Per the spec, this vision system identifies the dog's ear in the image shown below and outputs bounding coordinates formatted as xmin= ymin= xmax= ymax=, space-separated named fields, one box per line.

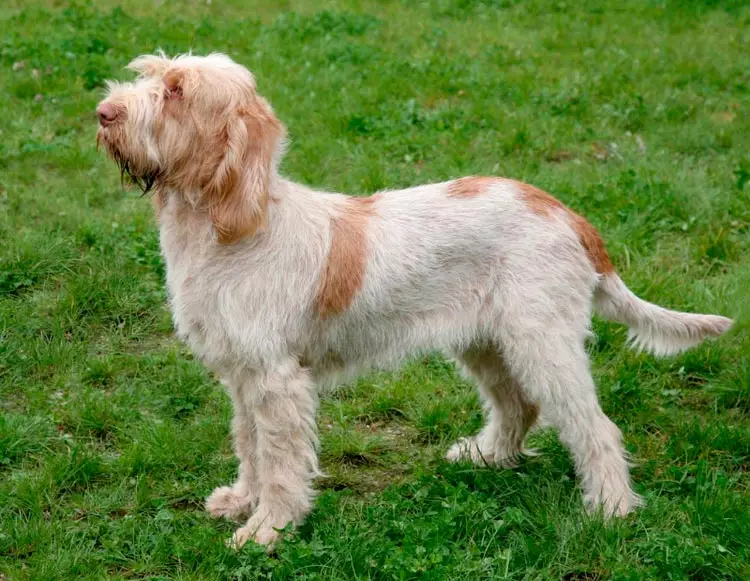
xmin=206 ymin=96 xmax=284 ymax=244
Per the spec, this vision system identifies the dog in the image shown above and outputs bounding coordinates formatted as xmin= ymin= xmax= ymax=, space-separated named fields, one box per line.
xmin=96 ymin=53 xmax=733 ymax=549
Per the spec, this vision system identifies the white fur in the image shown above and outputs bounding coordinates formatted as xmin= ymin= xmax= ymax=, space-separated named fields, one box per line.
xmin=97 ymin=53 xmax=733 ymax=549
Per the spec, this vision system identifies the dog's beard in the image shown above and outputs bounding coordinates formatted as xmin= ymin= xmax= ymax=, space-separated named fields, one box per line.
xmin=115 ymin=153 xmax=158 ymax=194
xmin=98 ymin=131 xmax=159 ymax=195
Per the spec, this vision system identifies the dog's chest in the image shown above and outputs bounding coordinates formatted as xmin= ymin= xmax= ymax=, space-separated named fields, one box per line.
xmin=157 ymin=213 xmax=314 ymax=371
xmin=165 ymin=251 xmax=222 ymax=356
xmin=157 ymin=212 xmax=236 ymax=366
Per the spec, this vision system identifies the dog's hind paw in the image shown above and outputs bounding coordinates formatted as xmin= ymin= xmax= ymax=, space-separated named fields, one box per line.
xmin=206 ymin=485 xmax=256 ymax=520
xmin=446 ymin=436 xmax=535 ymax=468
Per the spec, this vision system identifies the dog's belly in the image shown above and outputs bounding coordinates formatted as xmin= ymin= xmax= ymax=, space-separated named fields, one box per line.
xmin=304 ymin=304 xmax=487 ymax=385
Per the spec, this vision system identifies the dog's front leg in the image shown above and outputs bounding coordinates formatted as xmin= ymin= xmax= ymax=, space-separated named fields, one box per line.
xmin=206 ymin=378 xmax=259 ymax=520
xmin=230 ymin=365 xmax=319 ymax=549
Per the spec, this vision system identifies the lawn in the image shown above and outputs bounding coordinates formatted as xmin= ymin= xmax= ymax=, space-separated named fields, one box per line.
xmin=1 ymin=0 xmax=749 ymax=579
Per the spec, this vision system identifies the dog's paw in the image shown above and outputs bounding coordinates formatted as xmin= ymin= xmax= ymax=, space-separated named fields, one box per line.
xmin=446 ymin=437 xmax=533 ymax=468
xmin=584 ymin=486 xmax=644 ymax=518
xmin=227 ymin=507 xmax=289 ymax=552
xmin=446 ymin=436 xmax=498 ymax=465
xmin=446 ymin=437 xmax=478 ymax=463
xmin=206 ymin=485 xmax=255 ymax=520
xmin=228 ymin=524 xmax=280 ymax=552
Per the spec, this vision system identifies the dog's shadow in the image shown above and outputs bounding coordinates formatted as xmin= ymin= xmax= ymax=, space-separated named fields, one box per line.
xmin=297 ymin=435 xmax=586 ymax=542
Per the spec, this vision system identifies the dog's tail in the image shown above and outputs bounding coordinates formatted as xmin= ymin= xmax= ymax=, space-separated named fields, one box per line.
xmin=593 ymin=273 xmax=733 ymax=357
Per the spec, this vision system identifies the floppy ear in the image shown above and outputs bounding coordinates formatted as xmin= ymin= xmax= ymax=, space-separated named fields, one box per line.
xmin=206 ymin=96 xmax=284 ymax=244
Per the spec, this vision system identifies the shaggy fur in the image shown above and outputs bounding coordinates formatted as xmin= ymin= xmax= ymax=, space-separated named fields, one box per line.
xmin=97 ymin=53 xmax=733 ymax=549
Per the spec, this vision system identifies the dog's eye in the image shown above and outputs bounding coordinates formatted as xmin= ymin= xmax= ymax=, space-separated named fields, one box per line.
xmin=164 ymin=86 xmax=183 ymax=100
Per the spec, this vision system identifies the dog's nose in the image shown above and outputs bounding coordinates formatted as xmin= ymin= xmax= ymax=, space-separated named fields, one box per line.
xmin=97 ymin=103 xmax=118 ymax=127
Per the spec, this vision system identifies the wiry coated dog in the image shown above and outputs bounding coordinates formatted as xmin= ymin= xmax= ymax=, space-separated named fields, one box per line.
xmin=97 ymin=53 xmax=733 ymax=549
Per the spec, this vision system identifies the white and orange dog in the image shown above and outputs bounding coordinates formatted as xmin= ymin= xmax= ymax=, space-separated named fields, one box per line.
xmin=97 ymin=53 xmax=732 ymax=548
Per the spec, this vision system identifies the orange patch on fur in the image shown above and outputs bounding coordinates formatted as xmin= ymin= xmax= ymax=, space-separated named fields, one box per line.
xmin=517 ymin=182 xmax=565 ymax=216
xmin=315 ymin=196 xmax=378 ymax=318
xmin=208 ymin=98 xmax=283 ymax=244
xmin=568 ymin=212 xmax=614 ymax=274
xmin=519 ymin=181 xmax=614 ymax=275
xmin=446 ymin=176 xmax=498 ymax=198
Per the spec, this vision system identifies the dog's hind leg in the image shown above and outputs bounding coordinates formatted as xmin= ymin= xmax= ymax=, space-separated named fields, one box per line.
xmin=206 ymin=378 xmax=259 ymax=520
xmin=496 ymin=322 xmax=642 ymax=516
xmin=446 ymin=345 xmax=539 ymax=467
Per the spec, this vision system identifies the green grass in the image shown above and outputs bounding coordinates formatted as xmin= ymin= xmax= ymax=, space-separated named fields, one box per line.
xmin=1 ymin=0 xmax=749 ymax=578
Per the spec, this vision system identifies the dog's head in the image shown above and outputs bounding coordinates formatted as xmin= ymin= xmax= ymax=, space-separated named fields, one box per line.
xmin=96 ymin=53 xmax=285 ymax=243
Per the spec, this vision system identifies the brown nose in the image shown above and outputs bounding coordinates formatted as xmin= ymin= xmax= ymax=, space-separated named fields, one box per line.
xmin=97 ymin=103 xmax=118 ymax=127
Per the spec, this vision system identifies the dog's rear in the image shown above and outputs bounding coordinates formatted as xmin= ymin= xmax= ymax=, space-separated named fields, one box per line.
xmin=490 ymin=177 xmax=733 ymax=357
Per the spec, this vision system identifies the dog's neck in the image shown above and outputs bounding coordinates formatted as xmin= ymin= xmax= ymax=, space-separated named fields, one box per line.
xmin=156 ymin=188 xmax=214 ymax=275
xmin=154 ymin=175 xmax=328 ymax=255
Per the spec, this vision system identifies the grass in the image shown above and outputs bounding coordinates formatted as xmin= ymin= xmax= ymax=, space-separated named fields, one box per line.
xmin=1 ymin=0 xmax=749 ymax=578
